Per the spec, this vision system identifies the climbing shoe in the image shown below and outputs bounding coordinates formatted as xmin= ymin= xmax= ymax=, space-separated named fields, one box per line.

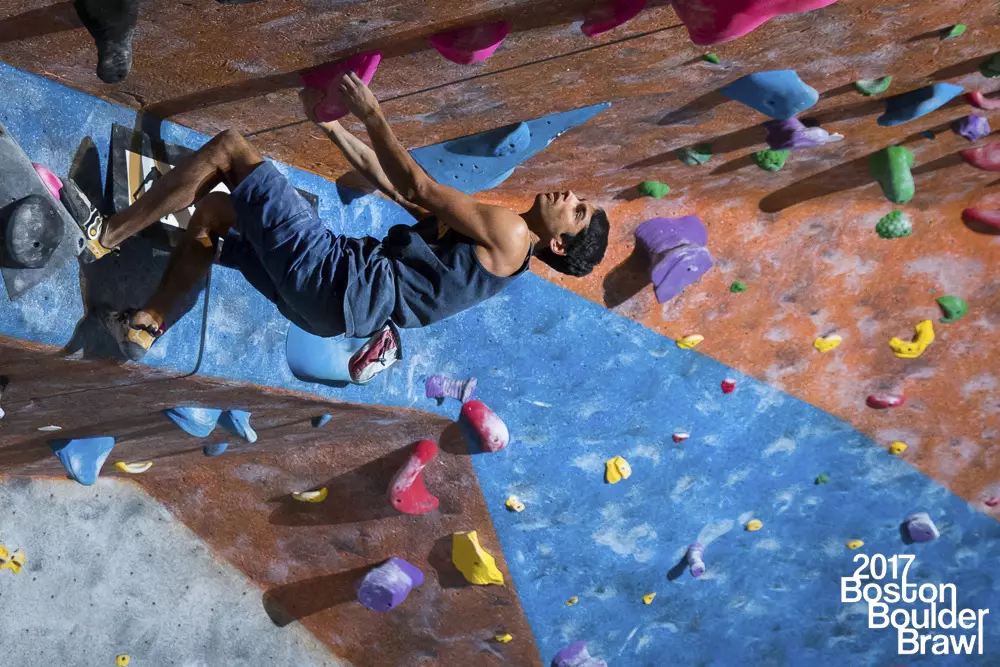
xmin=98 ymin=309 xmax=162 ymax=362
xmin=60 ymin=179 xmax=116 ymax=262
xmin=349 ymin=321 xmax=402 ymax=384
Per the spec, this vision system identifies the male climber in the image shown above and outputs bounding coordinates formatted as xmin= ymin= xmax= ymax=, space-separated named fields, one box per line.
xmin=62 ymin=73 xmax=610 ymax=382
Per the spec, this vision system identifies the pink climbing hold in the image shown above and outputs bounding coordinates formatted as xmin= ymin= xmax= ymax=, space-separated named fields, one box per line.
xmin=721 ymin=378 xmax=736 ymax=394
xmin=866 ymin=393 xmax=905 ymax=409
xmin=388 ymin=440 xmax=439 ymax=515
xmin=967 ymin=91 xmax=1000 ymax=110
xmin=429 ymin=21 xmax=510 ymax=64
xmin=984 ymin=497 xmax=1000 ymax=508
xmin=960 ymin=142 xmax=1000 ymax=171
xmin=581 ymin=0 xmax=648 ymax=38
xmin=32 ymin=163 xmax=62 ymax=199
xmin=672 ymin=0 xmax=840 ymax=45
xmin=961 ymin=208 xmax=1000 ymax=234
xmin=461 ymin=400 xmax=510 ymax=453
xmin=300 ymin=52 xmax=381 ymax=122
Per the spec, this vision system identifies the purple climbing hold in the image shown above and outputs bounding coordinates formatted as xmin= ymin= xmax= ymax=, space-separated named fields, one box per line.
xmin=634 ymin=216 xmax=714 ymax=304
xmin=425 ymin=375 xmax=477 ymax=403
xmin=952 ymin=114 xmax=991 ymax=142
xmin=764 ymin=118 xmax=843 ymax=150
xmin=355 ymin=557 xmax=424 ymax=612
xmin=687 ymin=542 xmax=706 ymax=577
xmin=905 ymin=512 xmax=940 ymax=542
xmin=552 ymin=641 xmax=609 ymax=667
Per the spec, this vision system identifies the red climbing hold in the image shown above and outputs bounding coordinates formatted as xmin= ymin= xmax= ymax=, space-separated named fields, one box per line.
xmin=581 ymin=0 xmax=648 ymax=37
xmin=961 ymin=209 xmax=1000 ymax=235
xmin=388 ymin=440 xmax=439 ymax=515
xmin=429 ymin=21 xmax=510 ymax=64
xmin=300 ymin=52 xmax=381 ymax=122
xmin=866 ymin=393 xmax=905 ymax=409
xmin=461 ymin=400 xmax=510 ymax=452
xmin=672 ymin=432 xmax=691 ymax=442
xmin=721 ymin=378 xmax=737 ymax=394
xmin=967 ymin=91 xmax=1000 ymax=110
xmin=984 ymin=497 xmax=1000 ymax=508
xmin=960 ymin=142 xmax=1000 ymax=171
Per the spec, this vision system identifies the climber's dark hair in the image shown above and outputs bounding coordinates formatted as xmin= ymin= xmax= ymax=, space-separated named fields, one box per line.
xmin=535 ymin=208 xmax=610 ymax=277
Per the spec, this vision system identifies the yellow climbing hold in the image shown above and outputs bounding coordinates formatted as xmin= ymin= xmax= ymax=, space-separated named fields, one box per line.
xmin=291 ymin=487 xmax=328 ymax=503
xmin=0 ymin=545 xmax=7 ymax=564
xmin=643 ymin=592 xmax=656 ymax=604
xmin=494 ymin=633 xmax=513 ymax=644
xmin=677 ymin=334 xmax=705 ymax=349
xmin=889 ymin=441 xmax=908 ymax=455
xmin=846 ymin=540 xmax=865 ymax=550
xmin=116 ymin=656 xmax=131 ymax=667
xmin=745 ymin=519 xmax=763 ymax=531
xmin=452 ymin=531 xmax=505 ymax=586
xmin=505 ymin=495 xmax=525 ymax=512
xmin=1 ymin=548 xmax=25 ymax=574
xmin=566 ymin=596 xmax=579 ymax=606
xmin=889 ymin=320 xmax=935 ymax=359
xmin=604 ymin=456 xmax=632 ymax=484
xmin=114 ymin=461 xmax=152 ymax=474
xmin=813 ymin=334 xmax=843 ymax=353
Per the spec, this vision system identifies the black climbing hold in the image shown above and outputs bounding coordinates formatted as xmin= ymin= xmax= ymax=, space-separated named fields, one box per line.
xmin=4 ymin=194 xmax=63 ymax=268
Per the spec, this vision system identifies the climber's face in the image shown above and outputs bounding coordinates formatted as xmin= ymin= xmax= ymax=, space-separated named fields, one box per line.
xmin=535 ymin=191 xmax=593 ymax=254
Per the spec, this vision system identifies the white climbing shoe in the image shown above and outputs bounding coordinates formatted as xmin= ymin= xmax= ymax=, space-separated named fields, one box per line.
xmin=349 ymin=322 xmax=402 ymax=384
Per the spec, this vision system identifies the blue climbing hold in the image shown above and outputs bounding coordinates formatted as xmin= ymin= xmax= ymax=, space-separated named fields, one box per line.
xmin=219 ymin=409 xmax=258 ymax=444
xmin=877 ymin=83 xmax=964 ymax=127
xmin=49 ymin=437 xmax=116 ymax=486
xmin=720 ymin=70 xmax=818 ymax=120
xmin=411 ymin=103 xmax=609 ymax=194
xmin=202 ymin=442 xmax=229 ymax=457
xmin=163 ymin=407 xmax=222 ymax=438
xmin=312 ymin=414 xmax=334 ymax=428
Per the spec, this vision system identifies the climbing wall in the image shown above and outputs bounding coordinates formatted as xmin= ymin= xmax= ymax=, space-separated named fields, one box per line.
xmin=1 ymin=0 xmax=999 ymax=665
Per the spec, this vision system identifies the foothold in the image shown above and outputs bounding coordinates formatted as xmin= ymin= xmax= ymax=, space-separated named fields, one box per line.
xmin=745 ymin=519 xmax=763 ymax=531
xmin=889 ymin=441 xmax=908 ymax=455
xmin=552 ymin=641 xmax=609 ymax=667
xmin=764 ymin=118 xmax=843 ymax=150
xmin=116 ymin=656 xmax=130 ymax=667
xmin=966 ymin=91 xmax=1000 ymax=110
xmin=730 ymin=280 xmax=748 ymax=292
xmin=202 ymin=442 xmax=228 ymax=457
xmin=889 ymin=320 xmax=935 ymax=359
xmin=905 ymin=512 xmax=940 ymax=543
xmin=979 ymin=53 xmax=1000 ymax=78
xmin=676 ymin=334 xmax=704 ymax=349
xmin=49 ymin=437 xmax=115 ymax=486
xmin=720 ymin=70 xmax=819 ymax=120
xmin=813 ymin=334 xmax=843 ymax=352
xmin=37 ymin=425 xmax=62 ymax=432
xmin=218 ymin=409 xmax=257 ymax=444
xmin=677 ymin=144 xmax=713 ymax=165
xmin=686 ymin=542 xmax=706 ymax=577
xmin=920 ymin=130 xmax=936 ymax=140
xmin=959 ymin=142 xmax=1000 ymax=171
xmin=962 ymin=208 xmax=1000 ymax=233
xmin=869 ymin=146 xmax=915 ymax=204
xmin=942 ymin=24 xmax=966 ymax=39
xmin=388 ymin=440 xmax=440 ymax=515
xmin=565 ymin=596 xmax=579 ymax=606
xmin=983 ymin=497 xmax=1000 ymax=508
xmin=673 ymin=431 xmax=691 ymax=442
xmin=32 ymin=163 xmax=62 ymax=199
xmin=936 ymin=296 xmax=968 ymax=323
xmin=875 ymin=210 xmax=912 ymax=239
xmin=163 ymin=407 xmax=222 ymax=438
xmin=452 ymin=530 xmax=505 ymax=586
xmin=425 ymin=375 xmax=477 ymax=403
xmin=815 ymin=473 xmax=830 ymax=485
xmin=721 ymin=378 xmax=737 ymax=394
xmin=311 ymin=413 xmax=333 ymax=428
xmin=846 ymin=540 xmax=864 ymax=550
xmin=581 ymin=0 xmax=648 ymax=37
xmin=642 ymin=592 xmax=656 ymax=604
xmin=0 ymin=548 xmax=25 ymax=574
xmin=634 ymin=216 xmax=714 ymax=303
xmin=672 ymin=0 xmax=839 ymax=45
xmin=952 ymin=114 xmax=991 ymax=142
xmin=428 ymin=21 xmax=510 ymax=64
xmin=866 ymin=393 xmax=905 ymax=409
xmin=853 ymin=76 xmax=893 ymax=96
xmin=637 ymin=180 xmax=670 ymax=198
xmin=505 ymin=495 xmax=525 ymax=512
xmin=356 ymin=557 xmax=424 ymax=612
xmin=300 ymin=52 xmax=382 ymax=122
xmin=495 ymin=633 xmax=514 ymax=644
xmin=114 ymin=461 xmax=152 ymax=474
xmin=292 ymin=487 xmax=328 ymax=503
xmin=753 ymin=149 xmax=790 ymax=171
xmin=702 ymin=53 xmax=720 ymax=64
xmin=878 ymin=83 xmax=964 ymax=126
xmin=604 ymin=455 xmax=632 ymax=484
xmin=461 ymin=400 xmax=510 ymax=453
xmin=5 ymin=195 xmax=63 ymax=269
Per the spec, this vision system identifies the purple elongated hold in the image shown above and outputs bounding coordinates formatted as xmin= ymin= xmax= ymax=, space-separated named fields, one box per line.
xmin=952 ymin=114 xmax=991 ymax=142
xmin=425 ymin=375 xmax=477 ymax=403
xmin=552 ymin=641 xmax=609 ymax=667
xmin=764 ymin=117 xmax=843 ymax=150
xmin=356 ymin=557 xmax=424 ymax=612
xmin=686 ymin=542 xmax=706 ymax=577
xmin=635 ymin=216 xmax=714 ymax=304
xmin=905 ymin=512 xmax=940 ymax=543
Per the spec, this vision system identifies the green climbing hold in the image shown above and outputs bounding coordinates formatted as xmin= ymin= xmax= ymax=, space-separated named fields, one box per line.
xmin=936 ymin=296 xmax=968 ymax=323
xmin=753 ymin=149 xmax=790 ymax=172
xmin=942 ymin=24 xmax=966 ymax=39
xmin=677 ymin=144 xmax=712 ymax=166
xmin=980 ymin=53 xmax=1000 ymax=78
xmin=869 ymin=146 xmax=915 ymax=204
xmin=875 ymin=210 xmax=912 ymax=239
xmin=853 ymin=76 xmax=893 ymax=96
xmin=702 ymin=53 xmax=720 ymax=64
xmin=815 ymin=473 xmax=830 ymax=485
xmin=637 ymin=180 xmax=670 ymax=199
xmin=730 ymin=281 xmax=748 ymax=293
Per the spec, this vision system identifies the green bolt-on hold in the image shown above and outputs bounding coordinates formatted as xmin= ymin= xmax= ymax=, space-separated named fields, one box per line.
xmin=942 ymin=24 xmax=966 ymax=39
xmin=677 ymin=143 xmax=712 ymax=166
xmin=815 ymin=473 xmax=830 ymax=485
xmin=637 ymin=180 xmax=670 ymax=199
xmin=875 ymin=210 xmax=913 ymax=239
xmin=869 ymin=146 xmax=915 ymax=204
xmin=730 ymin=281 xmax=748 ymax=293
xmin=979 ymin=53 xmax=1000 ymax=78
xmin=853 ymin=76 xmax=893 ymax=96
xmin=936 ymin=296 xmax=968 ymax=323
xmin=702 ymin=53 xmax=720 ymax=64
xmin=753 ymin=149 xmax=790 ymax=172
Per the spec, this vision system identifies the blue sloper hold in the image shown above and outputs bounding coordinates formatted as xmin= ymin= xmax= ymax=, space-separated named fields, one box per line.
xmin=720 ymin=70 xmax=819 ymax=120
xmin=203 ymin=442 xmax=229 ymax=457
xmin=312 ymin=414 xmax=334 ymax=428
xmin=219 ymin=409 xmax=258 ymax=443
xmin=163 ymin=407 xmax=222 ymax=438
xmin=49 ymin=437 xmax=116 ymax=486
xmin=878 ymin=83 xmax=964 ymax=127
xmin=410 ymin=103 xmax=610 ymax=194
